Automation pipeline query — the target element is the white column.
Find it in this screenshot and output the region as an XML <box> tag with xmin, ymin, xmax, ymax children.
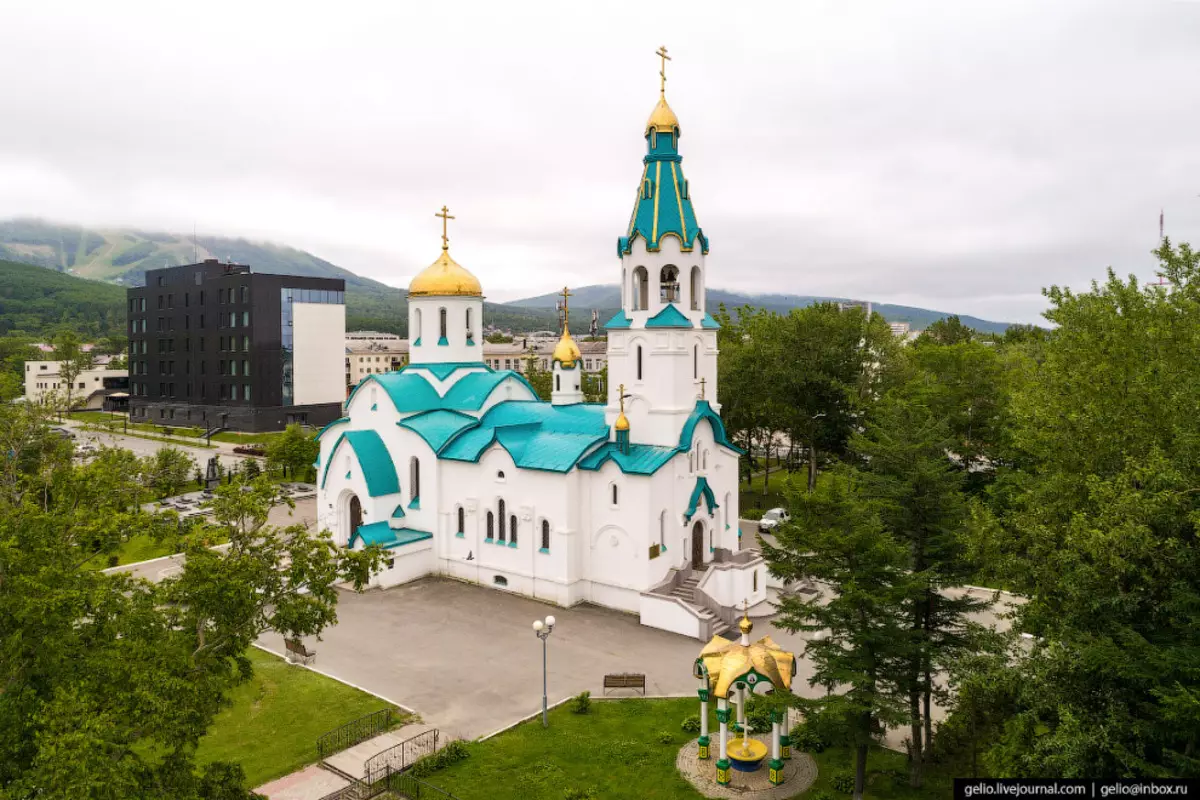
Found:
<box><xmin>700</xmin><ymin>696</ymin><xmax>709</xmax><ymax>739</ymax></box>
<box><xmin>718</xmin><ymin>697</ymin><xmax>728</xmax><ymax>760</ymax></box>
<box><xmin>772</xmin><ymin>718</ymin><xmax>781</xmax><ymax>760</ymax></box>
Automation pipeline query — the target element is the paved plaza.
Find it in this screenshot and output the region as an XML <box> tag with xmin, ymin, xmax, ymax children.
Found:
<box><xmin>256</xmin><ymin>575</ymin><xmax>1018</xmax><ymax>742</ymax></box>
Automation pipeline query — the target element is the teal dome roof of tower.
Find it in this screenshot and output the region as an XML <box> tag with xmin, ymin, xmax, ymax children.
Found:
<box><xmin>617</xmin><ymin>98</ymin><xmax>709</xmax><ymax>258</ymax></box>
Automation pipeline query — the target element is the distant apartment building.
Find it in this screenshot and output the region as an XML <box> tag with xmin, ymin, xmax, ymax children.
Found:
<box><xmin>342</xmin><ymin>332</ymin><xmax>608</xmax><ymax>392</ymax></box>
<box><xmin>24</xmin><ymin>361</ymin><xmax>129</xmax><ymax>410</ymax></box>
<box><xmin>126</xmin><ymin>259</ymin><xmax>345</xmax><ymax>432</ymax></box>
<box><xmin>889</xmin><ymin>321</ymin><xmax>911</xmax><ymax>337</ymax></box>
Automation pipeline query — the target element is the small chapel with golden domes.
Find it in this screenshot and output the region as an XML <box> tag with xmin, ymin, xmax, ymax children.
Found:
<box><xmin>314</xmin><ymin>50</ymin><xmax>762</xmax><ymax>639</ymax></box>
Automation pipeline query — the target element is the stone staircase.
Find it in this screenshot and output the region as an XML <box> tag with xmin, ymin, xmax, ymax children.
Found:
<box><xmin>670</xmin><ymin>575</ymin><xmax>732</xmax><ymax>639</ymax></box>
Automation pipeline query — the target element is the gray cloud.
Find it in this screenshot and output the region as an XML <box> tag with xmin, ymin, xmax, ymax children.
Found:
<box><xmin>2</xmin><ymin>0</ymin><xmax>1198</xmax><ymax>324</ymax></box>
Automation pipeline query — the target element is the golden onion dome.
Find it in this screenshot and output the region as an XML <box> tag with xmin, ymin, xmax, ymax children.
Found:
<box><xmin>645</xmin><ymin>93</ymin><xmax>680</xmax><ymax>135</ymax></box>
<box><xmin>696</xmin><ymin>631</ymin><xmax>797</xmax><ymax>700</ymax></box>
<box><xmin>552</xmin><ymin>328</ymin><xmax>582</xmax><ymax>368</ymax></box>
<box><xmin>408</xmin><ymin>249</ymin><xmax>482</xmax><ymax>297</ymax></box>
<box><xmin>614</xmin><ymin>411</ymin><xmax>630</xmax><ymax>431</ymax></box>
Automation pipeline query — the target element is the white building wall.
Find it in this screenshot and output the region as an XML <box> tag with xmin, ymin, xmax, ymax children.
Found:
<box><xmin>408</xmin><ymin>296</ymin><xmax>484</xmax><ymax>365</ymax></box>
<box><xmin>292</xmin><ymin>302</ymin><xmax>346</xmax><ymax>405</ymax></box>
<box><xmin>24</xmin><ymin>361</ymin><xmax>128</xmax><ymax>405</ymax></box>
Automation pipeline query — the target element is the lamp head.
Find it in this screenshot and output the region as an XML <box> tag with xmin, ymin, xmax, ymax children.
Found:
<box><xmin>532</xmin><ymin>620</ymin><xmax>544</xmax><ymax>632</ymax></box>
<box><xmin>545</xmin><ymin>615</ymin><xmax>556</xmax><ymax>629</ymax></box>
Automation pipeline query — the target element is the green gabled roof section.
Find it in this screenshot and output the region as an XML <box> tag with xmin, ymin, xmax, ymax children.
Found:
<box><xmin>320</xmin><ymin>429</ymin><xmax>401</xmax><ymax>497</ymax></box>
<box><xmin>440</xmin><ymin>401</ymin><xmax>609</xmax><ymax>473</ymax></box>
<box><xmin>701</xmin><ymin>313</ymin><xmax>721</xmax><ymax>330</ymax></box>
<box><xmin>679</xmin><ymin>400</ymin><xmax>744</xmax><ymax>454</ymax></box>
<box><xmin>399</xmin><ymin>409</ymin><xmax>479</xmax><ymax>453</ymax></box>
<box><xmin>578</xmin><ymin>442</ymin><xmax>678</xmax><ymax>475</ymax></box>
<box><xmin>618</xmin><ymin>143</ymin><xmax>709</xmax><ymax>256</ymax></box>
<box><xmin>349</xmin><ymin>523</ymin><xmax>432</xmax><ymax>550</ymax></box>
<box><xmin>685</xmin><ymin>476</ymin><xmax>719</xmax><ymax>521</ymax></box>
<box><xmin>316</xmin><ymin>417</ymin><xmax>350</xmax><ymax>440</ymax></box>
<box><xmin>646</xmin><ymin>304</ymin><xmax>694</xmax><ymax>329</ymax></box>
<box><xmin>355</xmin><ymin>365</ymin><xmax>537</xmax><ymax>415</ymax></box>
<box><xmin>603</xmin><ymin>310</ymin><xmax>632</xmax><ymax>330</ymax></box>
<box><xmin>391</xmin><ymin>503</ymin><xmax>406</xmax><ymax>519</ymax></box>
<box><xmin>408</xmin><ymin>362</ymin><xmax>489</xmax><ymax>381</ymax></box>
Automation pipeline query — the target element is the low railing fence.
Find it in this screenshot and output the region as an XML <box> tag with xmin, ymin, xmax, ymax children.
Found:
<box><xmin>364</xmin><ymin>729</ymin><xmax>440</xmax><ymax>785</ymax></box>
<box><xmin>315</xmin><ymin>765</ymin><xmax>461</xmax><ymax>800</ymax></box>
<box><xmin>317</xmin><ymin>708</ymin><xmax>393</xmax><ymax>760</ymax></box>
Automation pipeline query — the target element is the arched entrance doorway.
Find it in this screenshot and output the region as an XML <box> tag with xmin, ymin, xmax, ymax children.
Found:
<box><xmin>349</xmin><ymin>495</ymin><xmax>363</xmax><ymax>537</ymax></box>
<box><xmin>691</xmin><ymin>520</ymin><xmax>705</xmax><ymax>569</ymax></box>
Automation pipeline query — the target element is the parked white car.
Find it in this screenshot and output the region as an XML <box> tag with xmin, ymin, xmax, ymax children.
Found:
<box><xmin>758</xmin><ymin>507</ymin><xmax>790</xmax><ymax>532</ymax></box>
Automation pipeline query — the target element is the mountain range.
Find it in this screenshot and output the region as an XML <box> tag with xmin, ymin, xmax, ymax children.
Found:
<box><xmin>0</xmin><ymin>218</ymin><xmax>1014</xmax><ymax>337</ymax></box>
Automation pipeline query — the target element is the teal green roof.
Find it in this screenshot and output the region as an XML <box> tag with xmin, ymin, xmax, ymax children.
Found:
<box><xmin>408</xmin><ymin>362</ymin><xmax>488</xmax><ymax>380</ymax></box>
<box><xmin>320</xmin><ymin>429</ymin><xmax>401</xmax><ymax>497</ymax></box>
<box><xmin>349</xmin><ymin>522</ymin><xmax>432</xmax><ymax>549</ymax></box>
<box><xmin>399</xmin><ymin>409</ymin><xmax>479</xmax><ymax>453</ymax></box>
<box><xmin>440</xmin><ymin>402</ymin><xmax>609</xmax><ymax>472</ymax></box>
<box><xmin>680</xmin><ymin>400</ymin><xmax>743</xmax><ymax>454</ymax></box>
<box><xmin>685</xmin><ymin>476</ymin><xmax>719</xmax><ymax>521</ymax></box>
<box><xmin>346</xmin><ymin>365</ymin><xmax>537</xmax><ymax>415</ymax></box>
<box><xmin>617</xmin><ymin>128</ymin><xmax>709</xmax><ymax>256</ymax></box>
<box><xmin>701</xmin><ymin>313</ymin><xmax>721</xmax><ymax>330</ymax></box>
<box><xmin>603</xmin><ymin>310</ymin><xmax>632</xmax><ymax>330</ymax></box>
<box><xmin>316</xmin><ymin>417</ymin><xmax>350</xmax><ymax>438</ymax></box>
<box><xmin>578</xmin><ymin>442</ymin><xmax>678</xmax><ymax>475</ymax></box>
<box><xmin>646</xmin><ymin>304</ymin><xmax>694</xmax><ymax>328</ymax></box>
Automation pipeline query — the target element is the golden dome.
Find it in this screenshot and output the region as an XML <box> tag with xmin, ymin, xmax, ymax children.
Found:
<box><xmin>552</xmin><ymin>328</ymin><xmax>581</xmax><ymax>368</ymax></box>
<box><xmin>645</xmin><ymin>93</ymin><xmax>680</xmax><ymax>135</ymax></box>
<box><xmin>697</xmin><ymin>632</ymin><xmax>797</xmax><ymax>700</ymax></box>
<box><xmin>614</xmin><ymin>411</ymin><xmax>630</xmax><ymax>431</ymax></box>
<box><xmin>408</xmin><ymin>249</ymin><xmax>482</xmax><ymax>297</ymax></box>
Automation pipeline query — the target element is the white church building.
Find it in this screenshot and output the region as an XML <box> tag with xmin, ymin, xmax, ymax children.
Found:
<box><xmin>315</xmin><ymin>69</ymin><xmax>766</xmax><ymax>640</ymax></box>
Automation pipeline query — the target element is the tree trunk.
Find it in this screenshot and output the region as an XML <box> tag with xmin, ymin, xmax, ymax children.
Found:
<box><xmin>923</xmin><ymin>668</ymin><xmax>934</xmax><ymax>757</ymax></box>
<box><xmin>908</xmin><ymin>686</ymin><xmax>924</xmax><ymax>787</ymax></box>
<box><xmin>762</xmin><ymin>439</ymin><xmax>770</xmax><ymax>496</ymax></box>
<box><xmin>854</xmin><ymin>738</ymin><xmax>869</xmax><ymax>800</ymax></box>
<box><xmin>807</xmin><ymin>444</ymin><xmax>818</xmax><ymax>492</ymax></box>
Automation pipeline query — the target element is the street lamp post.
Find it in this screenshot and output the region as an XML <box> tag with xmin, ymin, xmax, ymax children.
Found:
<box><xmin>532</xmin><ymin>615</ymin><xmax>556</xmax><ymax>728</ymax></box>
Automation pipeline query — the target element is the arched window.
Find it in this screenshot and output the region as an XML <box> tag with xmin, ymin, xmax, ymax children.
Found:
<box><xmin>498</xmin><ymin>499</ymin><xmax>506</xmax><ymax>542</ymax></box>
<box><xmin>611</xmin><ymin>483</ymin><xmax>619</xmax><ymax>506</ymax></box>
<box><xmin>690</xmin><ymin>265</ymin><xmax>702</xmax><ymax>310</ymax></box>
<box><xmin>659</xmin><ymin>510</ymin><xmax>666</xmax><ymax>547</ymax></box>
<box><xmin>689</xmin><ymin>450</ymin><xmax>694</xmax><ymax>473</ymax></box>
<box><xmin>497</xmin><ymin>470</ymin><xmax>505</xmax><ymax>481</ymax></box>
<box><xmin>486</xmin><ymin>511</ymin><xmax>494</xmax><ymax>540</ymax></box>
<box><xmin>466</xmin><ymin>308</ymin><xmax>473</xmax><ymax>338</ymax></box>
<box><xmin>439</xmin><ymin>308</ymin><xmax>447</xmax><ymax>341</ymax></box>
<box><xmin>414</xmin><ymin>308</ymin><xmax>422</xmax><ymax>340</ymax></box>
<box><xmin>541</xmin><ymin>520</ymin><xmax>550</xmax><ymax>551</ymax></box>
<box><xmin>632</xmin><ymin>267</ymin><xmax>649</xmax><ymax>310</ymax></box>
<box><xmin>622</xmin><ymin>268</ymin><xmax>627</xmax><ymax>307</ymax></box>
<box><xmin>703</xmin><ymin>449</ymin><xmax>709</xmax><ymax>470</ymax></box>
<box><xmin>457</xmin><ymin>506</ymin><xmax>465</xmax><ymax>535</ymax></box>
<box><xmin>410</xmin><ymin>457</ymin><xmax>420</xmax><ymax>502</ymax></box>
<box><xmin>693</xmin><ymin>344</ymin><xmax>698</xmax><ymax>379</ymax></box>
<box><xmin>636</xmin><ymin>346</ymin><xmax>643</xmax><ymax>381</ymax></box>
<box><xmin>660</xmin><ymin>265</ymin><xmax>679</xmax><ymax>303</ymax></box>
<box><xmin>555</xmin><ymin>374</ymin><xmax>560</xmax><ymax>391</ymax></box>
<box><xmin>510</xmin><ymin>515</ymin><xmax>518</xmax><ymax>544</ymax></box>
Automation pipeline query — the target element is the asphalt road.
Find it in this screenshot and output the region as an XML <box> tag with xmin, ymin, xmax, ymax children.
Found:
<box><xmin>60</xmin><ymin>419</ymin><xmax>245</xmax><ymax>466</ymax></box>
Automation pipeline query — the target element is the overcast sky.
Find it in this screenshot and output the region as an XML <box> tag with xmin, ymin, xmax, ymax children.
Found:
<box><xmin>2</xmin><ymin>1</ymin><xmax>1198</xmax><ymax>323</ymax></box>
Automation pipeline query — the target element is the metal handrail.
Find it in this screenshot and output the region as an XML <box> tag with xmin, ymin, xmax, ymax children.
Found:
<box><xmin>317</xmin><ymin>708</ymin><xmax>393</xmax><ymax>760</ymax></box>
<box><xmin>364</xmin><ymin>728</ymin><xmax>440</xmax><ymax>785</ymax></box>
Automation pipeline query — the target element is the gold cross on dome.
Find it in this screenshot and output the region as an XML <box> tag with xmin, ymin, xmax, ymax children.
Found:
<box><xmin>618</xmin><ymin>383</ymin><xmax>628</xmax><ymax>413</ymax></box>
<box><xmin>559</xmin><ymin>286</ymin><xmax>573</xmax><ymax>325</ymax></box>
<box><xmin>435</xmin><ymin>205</ymin><xmax>455</xmax><ymax>251</ymax></box>
<box><xmin>656</xmin><ymin>46</ymin><xmax>671</xmax><ymax>94</ymax></box>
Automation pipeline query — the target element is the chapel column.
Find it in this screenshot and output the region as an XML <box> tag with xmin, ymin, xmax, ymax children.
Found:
<box><xmin>716</xmin><ymin>697</ymin><xmax>730</xmax><ymax>786</ymax></box>
<box><xmin>697</xmin><ymin>688</ymin><xmax>710</xmax><ymax>760</ymax></box>
<box><xmin>769</xmin><ymin>710</ymin><xmax>784</xmax><ymax>786</ymax></box>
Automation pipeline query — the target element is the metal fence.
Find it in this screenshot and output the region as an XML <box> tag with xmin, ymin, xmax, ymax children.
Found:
<box><xmin>317</xmin><ymin>708</ymin><xmax>393</xmax><ymax>760</ymax></box>
<box><xmin>315</xmin><ymin>766</ymin><xmax>461</xmax><ymax>800</ymax></box>
<box><xmin>364</xmin><ymin>729</ymin><xmax>440</xmax><ymax>785</ymax></box>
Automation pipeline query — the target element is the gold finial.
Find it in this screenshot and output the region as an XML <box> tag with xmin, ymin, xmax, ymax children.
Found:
<box><xmin>656</xmin><ymin>45</ymin><xmax>671</xmax><ymax>95</ymax></box>
<box><xmin>435</xmin><ymin>205</ymin><xmax>455</xmax><ymax>251</ymax></box>
<box><xmin>738</xmin><ymin>598</ymin><xmax>753</xmax><ymax>635</ymax></box>
<box><xmin>699</xmin><ymin>376</ymin><xmax>706</xmax><ymax>400</ymax></box>
<box><xmin>559</xmin><ymin>286</ymin><xmax>573</xmax><ymax>329</ymax></box>
<box><xmin>618</xmin><ymin>383</ymin><xmax>627</xmax><ymax>414</ymax></box>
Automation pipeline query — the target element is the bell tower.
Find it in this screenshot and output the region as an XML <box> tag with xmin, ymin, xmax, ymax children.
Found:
<box><xmin>406</xmin><ymin>206</ymin><xmax>484</xmax><ymax>366</ymax></box>
<box><xmin>604</xmin><ymin>48</ymin><xmax>719</xmax><ymax>447</ymax></box>
<box><xmin>551</xmin><ymin>287</ymin><xmax>584</xmax><ymax>405</ymax></box>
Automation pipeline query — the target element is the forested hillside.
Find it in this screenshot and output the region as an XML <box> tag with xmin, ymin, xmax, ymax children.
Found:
<box><xmin>0</xmin><ymin>259</ymin><xmax>126</xmax><ymax>337</ymax></box>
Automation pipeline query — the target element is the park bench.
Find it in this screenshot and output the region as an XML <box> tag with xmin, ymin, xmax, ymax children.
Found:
<box><xmin>603</xmin><ymin>672</ymin><xmax>646</xmax><ymax>695</ymax></box>
<box><xmin>284</xmin><ymin>637</ymin><xmax>316</xmax><ymax>665</ymax></box>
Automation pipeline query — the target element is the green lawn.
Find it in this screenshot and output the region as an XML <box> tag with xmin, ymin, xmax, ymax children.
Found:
<box><xmin>428</xmin><ymin>698</ymin><xmax>956</xmax><ymax>800</ymax></box>
<box><xmin>198</xmin><ymin>648</ymin><xmax>409</xmax><ymax>788</ymax></box>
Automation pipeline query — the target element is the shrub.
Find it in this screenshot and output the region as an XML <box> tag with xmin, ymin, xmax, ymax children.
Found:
<box><xmin>563</xmin><ymin>789</ymin><xmax>597</xmax><ymax>800</ymax></box>
<box><xmin>831</xmin><ymin>771</ymin><xmax>856</xmax><ymax>794</ymax></box>
<box><xmin>743</xmin><ymin>507</ymin><xmax>763</xmax><ymax>520</ymax></box>
<box><xmin>680</xmin><ymin>714</ymin><xmax>701</xmax><ymax>733</ymax></box>
<box><xmin>790</xmin><ymin>721</ymin><xmax>828</xmax><ymax>753</ymax></box>
<box><xmin>408</xmin><ymin>739</ymin><xmax>469</xmax><ymax>778</ymax></box>
<box><xmin>570</xmin><ymin>690</ymin><xmax>591</xmax><ymax>714</ymax></box>
<box><xmin>106</xmin><ymin>554</ymin><xmax>119</xmax><ymax>568</ymax></box>
<box><xmin>810</xmin><ymin>792</ymin><xmax>837</xmax><ymax>800</ymax></box>
<box><xmin>656</xmin><ymin>731</ymin><xmax>673</xmax><ymax>744</ymax></box>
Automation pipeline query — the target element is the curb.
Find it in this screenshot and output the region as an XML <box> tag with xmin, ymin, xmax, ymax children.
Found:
<box><xmin>251</xmin><ymin>642</ymin><xmax>420</xmax><ymax>716</ymax></box>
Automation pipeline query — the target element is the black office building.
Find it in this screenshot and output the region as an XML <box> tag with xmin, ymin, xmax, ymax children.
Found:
<box><xmin>126</xmin><ymin>259</ymin><xmax>346</xmax><ymax>432</ymax></box>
